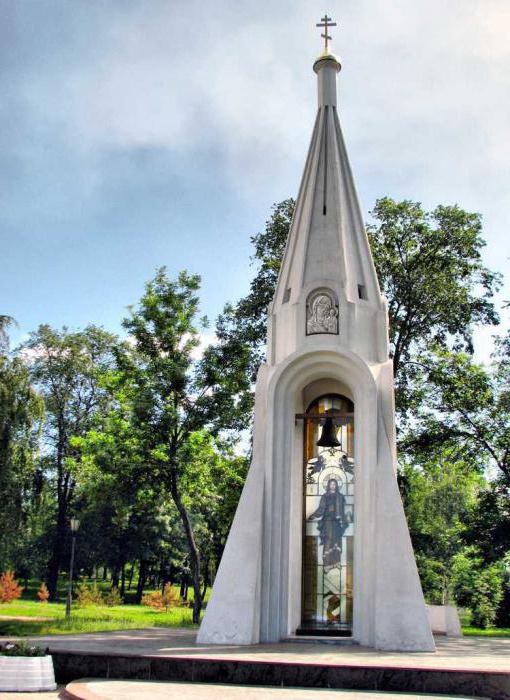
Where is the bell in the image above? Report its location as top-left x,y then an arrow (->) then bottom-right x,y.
316,416 -> 341,448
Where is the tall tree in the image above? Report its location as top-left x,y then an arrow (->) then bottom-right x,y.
117,268 -> 249,622
178,431 -> 249,583
22,325 -> 118,599
71,389 -> 178,600
0,320 -> 43,568
410,334 -> 510,490
400,448 -> 483,604
366,198 -> 500,411
402,332 -> 510,589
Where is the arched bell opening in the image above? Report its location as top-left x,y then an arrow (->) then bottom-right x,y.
298,393 -> 355,636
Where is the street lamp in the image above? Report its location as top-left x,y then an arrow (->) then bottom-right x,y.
65,518 -> 80,619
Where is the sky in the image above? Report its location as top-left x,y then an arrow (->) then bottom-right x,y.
1,0 -> 509,358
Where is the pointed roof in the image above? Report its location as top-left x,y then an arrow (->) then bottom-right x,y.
273,51 -> 382,311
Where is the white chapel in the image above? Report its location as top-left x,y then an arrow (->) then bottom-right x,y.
198,19 -> 435,652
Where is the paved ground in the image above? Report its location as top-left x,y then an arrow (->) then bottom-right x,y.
0,688 -> 63,700
1,629 -> 509,672
0,684 -> 483,700
61,679 -> 483,700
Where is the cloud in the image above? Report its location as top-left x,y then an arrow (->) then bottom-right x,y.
1,0 -> 509,356
5,1 -> 509,206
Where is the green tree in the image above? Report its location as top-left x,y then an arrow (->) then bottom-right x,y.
401,448 -> 483,604
116,268 -> 249,622
464,487 -> 510,565
451,548 -> 504,628
0,321 -> 43,568
367,199 -> 500,409
178,432 -> 248,587
405,333 -> 510,596
71,396 -> 179,601
411,334 -> 510,491
22,324 -> 118,599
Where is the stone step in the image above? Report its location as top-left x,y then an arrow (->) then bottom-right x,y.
61,679 -> 484,700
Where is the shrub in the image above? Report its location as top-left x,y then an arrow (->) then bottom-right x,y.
142,590 -> 164,610
0,571 -> 23,603
162,583 -> 180,610
37,582 -> 50,603
75,582 -> 104,607
142,583 -> 179,612
470,569 -> 504,629
452,550 -> 504,629
495,556 -> 510,627
1,641 -> 46,657
104,586 -> 122,607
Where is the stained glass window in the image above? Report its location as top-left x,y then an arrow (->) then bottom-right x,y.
300,394 -> 354,636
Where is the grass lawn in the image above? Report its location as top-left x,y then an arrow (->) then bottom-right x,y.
0,599 -> 196,637
458,609 -> 510,637
462,626 -> 510,637
2,597 -> 509,639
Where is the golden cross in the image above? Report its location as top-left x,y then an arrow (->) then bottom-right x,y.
316,15 -> 337,52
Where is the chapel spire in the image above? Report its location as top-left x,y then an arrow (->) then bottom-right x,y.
271,17 -> 383,341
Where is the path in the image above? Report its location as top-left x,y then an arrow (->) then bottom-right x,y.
1,629 -> 507,672
61,680 -> 482,699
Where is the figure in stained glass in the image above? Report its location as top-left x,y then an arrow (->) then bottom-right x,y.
308,478 -> 347,569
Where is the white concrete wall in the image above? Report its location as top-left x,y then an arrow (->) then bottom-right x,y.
427,605 -> 463,637
197,366 -> 269,645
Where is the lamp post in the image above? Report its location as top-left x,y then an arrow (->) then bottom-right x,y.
65,517 -> 80,619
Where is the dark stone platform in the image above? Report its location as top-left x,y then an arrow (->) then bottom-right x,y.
52,650 -> 510,700
3,629 -> 508,699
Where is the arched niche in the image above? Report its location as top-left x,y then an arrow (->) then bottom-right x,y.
261,351 -> 378,644
298,391 -> 355,636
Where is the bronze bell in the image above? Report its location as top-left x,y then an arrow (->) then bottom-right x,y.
316,416 -> 341,448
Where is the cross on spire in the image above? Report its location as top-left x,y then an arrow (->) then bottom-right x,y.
316,15 -> 337,52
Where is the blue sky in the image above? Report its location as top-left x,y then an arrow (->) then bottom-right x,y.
2,0 -> 509,357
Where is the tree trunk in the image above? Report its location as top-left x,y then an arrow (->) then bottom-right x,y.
128,566 -> 134,590
213,540 -> 225,583
111,565 -> 120,590
180,579 -> 187,600
135,559 -> 147,604
46,500 -> 67,600
201,557 -> 209,600
169,471 -> 202,624
120,562 -> 126,597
